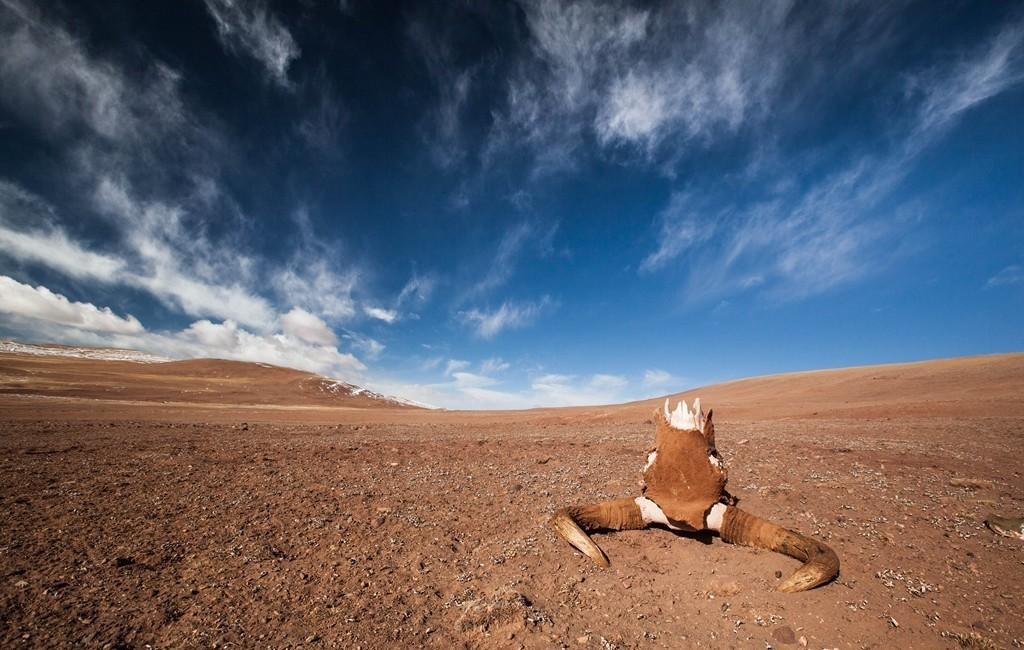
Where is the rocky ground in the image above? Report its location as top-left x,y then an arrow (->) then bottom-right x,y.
1,404 -> 1022,649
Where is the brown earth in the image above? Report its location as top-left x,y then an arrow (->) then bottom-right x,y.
1,350 -> 1022,649
0,347 -> 417,409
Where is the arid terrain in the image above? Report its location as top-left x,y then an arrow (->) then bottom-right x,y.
1,344 -> 1022,649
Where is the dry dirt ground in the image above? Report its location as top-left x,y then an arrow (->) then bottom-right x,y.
1,352 -> 1023,649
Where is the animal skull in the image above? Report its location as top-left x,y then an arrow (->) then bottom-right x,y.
551,399 -> 840,593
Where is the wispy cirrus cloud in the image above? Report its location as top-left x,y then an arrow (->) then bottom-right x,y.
482,1 -> 898,173
0,0 -> 186,141
295,67 -> 346,154
987,264 -> 1024,288
464,221 -> 533,299
479,357 -> 510,374
641,16 -> 1024,303
912,20 -> 1024,138
640,192 -> 717,273
444,359 -> 469,376
455,221 -> 560,333
643,368 -> 679,388
271,210 -> 359,323
460,296 -> 552,339
202,0 -> 299,87
405,11 -> 477,169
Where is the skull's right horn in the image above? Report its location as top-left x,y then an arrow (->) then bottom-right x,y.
719,506 -> 840,592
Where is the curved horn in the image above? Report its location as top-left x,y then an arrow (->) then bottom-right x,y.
550,498 -> 647,567
719,506 -> 839,592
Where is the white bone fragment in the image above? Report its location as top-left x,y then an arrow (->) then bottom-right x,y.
634,496 -> 683,530
643,450 -> 658,471
705,503 -> 727,532
668,398 -> 700,430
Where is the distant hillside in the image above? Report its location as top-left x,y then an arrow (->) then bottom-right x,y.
0,340 -> 423,409
630,353 -> 1024,420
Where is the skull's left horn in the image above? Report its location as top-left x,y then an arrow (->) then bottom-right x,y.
719,506 -> 840,592
550,498 -> 647,567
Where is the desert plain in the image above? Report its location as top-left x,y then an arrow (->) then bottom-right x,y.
1,344 -> 1022,649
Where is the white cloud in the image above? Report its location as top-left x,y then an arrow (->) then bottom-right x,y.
0,182 -> 124,281
528,372 -> 630,408
596,70 -> 669,144
987,264 -> 1024,288
343,330 -> 385,360
420,356 -> 443,371
0,7 -> 281,328
643,369 -> 677,388
203,0 -> 299,87
272,211 -> 360,322
0,280 -> 368,381
280,306 -> 337,346
183,318 -> 239,349
90,178 -> 276,328
0,275 -> 142,334
364,306 -> 398,323
450,371 -> 499,388
479,357 -> 510,375
273,260 -> 358,322
366,367 -> 640,411
588,373 -> 628,390
460,297 -> 551,339
445,358 -> 470,375
178,318 -> 365,376
0,6 -> 393,389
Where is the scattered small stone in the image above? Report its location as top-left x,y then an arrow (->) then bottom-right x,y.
949,478 -> 993,490
772,625 -> 796,645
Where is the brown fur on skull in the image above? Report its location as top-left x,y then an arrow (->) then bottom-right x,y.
551,399 -> 840,593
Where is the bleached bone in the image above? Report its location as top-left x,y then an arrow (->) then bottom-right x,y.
663,397 -> 706,431
550,398 -> 840,593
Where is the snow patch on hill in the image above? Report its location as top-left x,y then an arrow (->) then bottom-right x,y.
0,340 -> 170,363
318,379 -> 438,409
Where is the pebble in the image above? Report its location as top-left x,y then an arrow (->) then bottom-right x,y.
772,625 -> 796,645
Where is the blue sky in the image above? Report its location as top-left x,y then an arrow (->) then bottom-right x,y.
0,1 -> 1021,409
